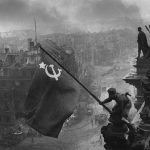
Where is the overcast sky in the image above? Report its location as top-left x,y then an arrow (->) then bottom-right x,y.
0,0 -> 149,34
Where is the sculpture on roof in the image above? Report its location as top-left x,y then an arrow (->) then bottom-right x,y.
137,27 -> 149,59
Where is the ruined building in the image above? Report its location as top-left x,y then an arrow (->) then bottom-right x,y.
0,39 -> 40,136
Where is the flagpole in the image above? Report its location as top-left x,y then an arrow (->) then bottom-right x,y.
34,18 -> 37,44
39,45 -> 112,114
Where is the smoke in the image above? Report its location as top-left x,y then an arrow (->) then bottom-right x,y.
74,0 -> 143,31
0,0 -> 145,33
122,0 -> 150,22
0,0 -> 69,33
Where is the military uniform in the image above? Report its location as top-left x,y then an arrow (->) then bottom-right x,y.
102,88 -> 131,125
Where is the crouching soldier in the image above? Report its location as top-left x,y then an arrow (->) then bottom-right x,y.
101,88 -> 136,150
101,88 -> 132,125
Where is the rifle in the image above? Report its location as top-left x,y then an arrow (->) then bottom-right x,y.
145,25 -> 150,34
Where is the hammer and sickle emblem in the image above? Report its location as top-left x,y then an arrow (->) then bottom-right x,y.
39,62 -> 62,81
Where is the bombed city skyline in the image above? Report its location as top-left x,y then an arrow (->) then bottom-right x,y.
0,0 -> 149,34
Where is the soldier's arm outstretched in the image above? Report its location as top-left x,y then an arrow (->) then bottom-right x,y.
101,97 -> 112,105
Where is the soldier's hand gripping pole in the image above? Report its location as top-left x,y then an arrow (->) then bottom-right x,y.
39,45 -> 112,114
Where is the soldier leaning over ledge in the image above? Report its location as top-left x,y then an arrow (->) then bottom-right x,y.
101,88 -> 132,126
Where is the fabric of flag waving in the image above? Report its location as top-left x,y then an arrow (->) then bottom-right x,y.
24,40 -> 80,138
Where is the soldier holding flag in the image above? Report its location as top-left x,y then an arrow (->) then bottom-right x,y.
101,88 -> 132,125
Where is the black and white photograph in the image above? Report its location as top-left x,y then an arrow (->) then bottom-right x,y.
0,0 -> 149,149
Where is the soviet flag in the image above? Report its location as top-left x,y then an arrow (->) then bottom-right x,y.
24,40 -> 80,138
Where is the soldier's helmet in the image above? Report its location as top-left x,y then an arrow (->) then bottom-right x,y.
107,88 -> 116,95
138,27 -> 142,31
